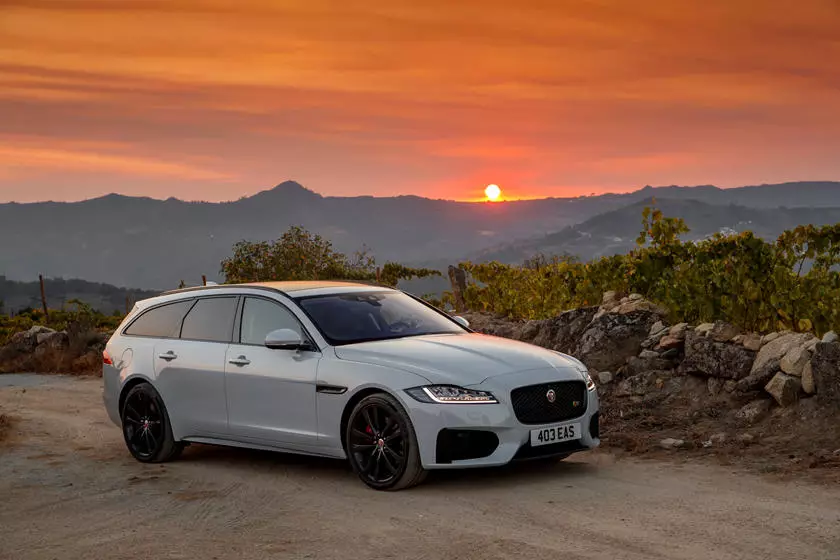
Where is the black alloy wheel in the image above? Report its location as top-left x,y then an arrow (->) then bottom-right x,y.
346,393 -> 426,490
121,383 -> 182,463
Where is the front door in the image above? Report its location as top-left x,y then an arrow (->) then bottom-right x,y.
225,296 -> 320,447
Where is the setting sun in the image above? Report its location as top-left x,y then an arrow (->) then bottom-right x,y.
485,184 -> 502,201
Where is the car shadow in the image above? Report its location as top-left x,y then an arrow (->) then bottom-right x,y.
177,442 -> 598,490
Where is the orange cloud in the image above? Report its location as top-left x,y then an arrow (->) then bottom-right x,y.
1,0 -> 839,201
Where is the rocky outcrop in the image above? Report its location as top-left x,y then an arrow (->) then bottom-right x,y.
575,310 -> 663,371
737,332 -> 815,391
679,329 -> 756,380
530,307 -> 598,354
0,323 -> 107,375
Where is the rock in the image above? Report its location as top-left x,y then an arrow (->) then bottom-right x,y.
614,370 -> 681,397
623,356 -> 677,376
628,293 -> 643,301
810,342 -> 840,408
695,323 -> 714,336
614,299 -> 668,316
723,380 -> 737,393
709,321 -> 740,343
801,362 -> 816,394
742,334 -> 762,352
669,323 -> 689,338
597,371 -> 614,385
709,432 -> 728,444
805,338 -> 819,351
656,335 -> 683,351
679,330 -> 756,379
602,291 -> 618,306
764,373 -> 801,407
641,326 -> 670,350
761,332 -> 780,345
735,399 -> 772,424
780,346 -> 812,377
574,310 -> 662,371
519,320 -> 541,342
739,333 -> 814,391
531,307 -> 598,354
639,349 -> 660,359
731,335 -> 745,344
707,377 -> 724,395
821,331 -> 839,344
659,438 -> 685,450
736,433 -> 755,443
649,321 -> 667,337
660,348 -> 680,360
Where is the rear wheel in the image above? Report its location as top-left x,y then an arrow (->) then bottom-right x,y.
345,393 -> 426,490
121,383 -> 182,463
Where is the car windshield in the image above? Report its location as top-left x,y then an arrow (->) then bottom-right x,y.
296,291 -> 466,345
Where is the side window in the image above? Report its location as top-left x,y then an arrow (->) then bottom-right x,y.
124,300 -> 193,338
240,297 -> 303,345
180,297 -> 238,342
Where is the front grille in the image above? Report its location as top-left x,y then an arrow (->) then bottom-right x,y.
510,381 -> 587,425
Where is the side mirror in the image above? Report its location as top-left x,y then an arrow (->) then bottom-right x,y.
265,328 -> 305,350
453,316 -> 470,329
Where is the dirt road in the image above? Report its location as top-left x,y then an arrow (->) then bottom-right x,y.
1,375 -> 838,560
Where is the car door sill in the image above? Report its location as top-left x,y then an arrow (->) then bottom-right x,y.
182,436 -> 343,459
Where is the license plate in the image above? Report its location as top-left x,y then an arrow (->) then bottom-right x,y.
530,422 -> 581,447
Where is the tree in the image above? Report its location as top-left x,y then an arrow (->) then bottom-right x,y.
220,225 -> 440,288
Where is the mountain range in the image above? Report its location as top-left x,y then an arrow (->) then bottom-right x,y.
1,181 -> 839,294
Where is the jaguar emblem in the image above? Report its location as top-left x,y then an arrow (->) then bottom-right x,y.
546,389 -> 556,403
572,400 -> 581,407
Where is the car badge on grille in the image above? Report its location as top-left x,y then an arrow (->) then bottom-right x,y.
572,400 -> 581,407
546,389 -> 556,403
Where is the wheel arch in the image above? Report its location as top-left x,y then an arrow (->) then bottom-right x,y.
339,386 -> 400,453
118,375 -> 155,418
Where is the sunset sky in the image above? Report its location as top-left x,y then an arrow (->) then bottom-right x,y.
1,0 -> 839,202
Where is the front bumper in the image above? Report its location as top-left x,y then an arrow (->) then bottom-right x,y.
403,373 -> 600,470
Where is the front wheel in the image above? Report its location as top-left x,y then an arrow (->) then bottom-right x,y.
345,393 -> 426,490
121,383 -> 182,463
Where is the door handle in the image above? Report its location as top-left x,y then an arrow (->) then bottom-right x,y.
158,351 -> 177,361
228,356 -> 251,366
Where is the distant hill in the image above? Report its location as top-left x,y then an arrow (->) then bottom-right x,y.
1,180 -> 839,289
0,276 -> 159,315
473,198 -> 840,264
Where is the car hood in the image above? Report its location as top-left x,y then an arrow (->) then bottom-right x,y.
333,333 -> 585,386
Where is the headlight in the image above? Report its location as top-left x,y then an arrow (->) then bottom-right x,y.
582,369 -> 596,391
405,385 -> 498,404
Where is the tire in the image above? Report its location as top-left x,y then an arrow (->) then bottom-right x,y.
121,383 -> 183,463
345,393 -> 427,491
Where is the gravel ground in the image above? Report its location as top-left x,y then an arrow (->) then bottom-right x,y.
1,374 -> 839,560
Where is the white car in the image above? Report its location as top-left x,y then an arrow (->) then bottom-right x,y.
102,281 -> 599,490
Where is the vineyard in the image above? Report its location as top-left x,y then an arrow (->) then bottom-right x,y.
460,206 -> 840,336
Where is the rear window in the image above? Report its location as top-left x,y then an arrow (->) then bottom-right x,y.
180,297 -> 238,342
123,300 -> 193,338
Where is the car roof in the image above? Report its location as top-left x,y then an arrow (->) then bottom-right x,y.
151,280 -> 394,303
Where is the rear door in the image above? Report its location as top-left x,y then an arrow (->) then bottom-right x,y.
153,296 -> 238,438
225,295 -> 320,447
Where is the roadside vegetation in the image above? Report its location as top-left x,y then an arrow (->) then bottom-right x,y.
460,204 -> 840,335
0,301 -> 123,345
